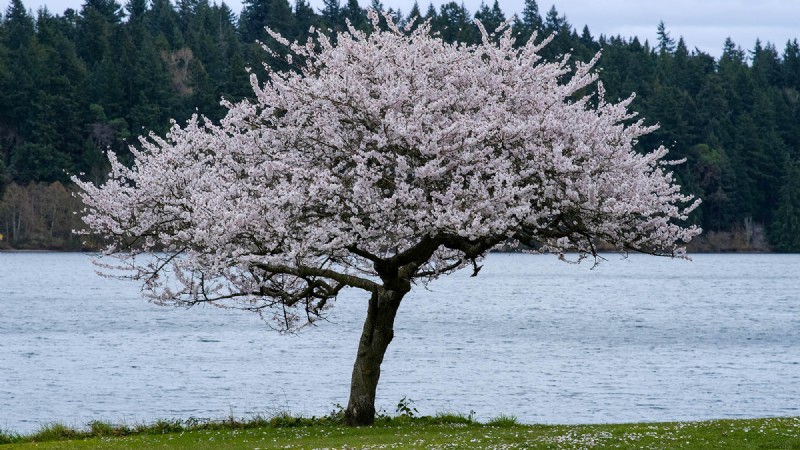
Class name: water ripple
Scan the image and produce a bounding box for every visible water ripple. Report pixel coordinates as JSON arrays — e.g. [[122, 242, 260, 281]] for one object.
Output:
[[0, 252, 798, 433]]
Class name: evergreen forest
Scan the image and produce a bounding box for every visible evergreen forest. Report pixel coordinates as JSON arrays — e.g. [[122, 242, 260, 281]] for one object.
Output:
[[1, 0, 799, 251]]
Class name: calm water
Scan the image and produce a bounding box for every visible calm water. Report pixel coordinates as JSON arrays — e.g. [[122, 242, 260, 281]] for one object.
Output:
[[1, 252, 798, 433]]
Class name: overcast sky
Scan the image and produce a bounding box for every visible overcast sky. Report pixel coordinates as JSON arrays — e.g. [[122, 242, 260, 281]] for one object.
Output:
[[4, 0, 799, 58]]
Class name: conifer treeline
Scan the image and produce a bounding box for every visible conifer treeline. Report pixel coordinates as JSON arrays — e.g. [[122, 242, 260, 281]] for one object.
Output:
[[0, 0, 798, 251]]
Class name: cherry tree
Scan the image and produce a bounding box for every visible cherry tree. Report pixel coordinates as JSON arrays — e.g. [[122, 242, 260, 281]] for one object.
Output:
[[75, 12, 700, 426]]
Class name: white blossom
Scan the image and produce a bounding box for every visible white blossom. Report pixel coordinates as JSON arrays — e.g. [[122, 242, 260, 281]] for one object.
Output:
[[74, 13, 700, 331]]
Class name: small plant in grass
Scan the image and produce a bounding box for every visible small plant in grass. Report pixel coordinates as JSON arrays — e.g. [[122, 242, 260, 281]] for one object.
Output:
[[182, 416, 207, 429], [0, 429, 20, 444], [326, 403, 347, 423], [269, 412, 314, 428], [432, 412, 475, 425], [88, 420, 130, 437], [395, 396, 418, 419], [487, 414, 519, 427], [241, 414, 271, 429], [138, 418, 184, 434], [29, 423, 82, 442]]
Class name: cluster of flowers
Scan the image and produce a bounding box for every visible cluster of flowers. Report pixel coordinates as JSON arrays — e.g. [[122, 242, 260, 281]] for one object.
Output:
[[76, 11, 699, 330]]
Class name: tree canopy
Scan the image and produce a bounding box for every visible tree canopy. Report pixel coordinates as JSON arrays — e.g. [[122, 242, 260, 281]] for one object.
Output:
[[76, 10, 699, 425]]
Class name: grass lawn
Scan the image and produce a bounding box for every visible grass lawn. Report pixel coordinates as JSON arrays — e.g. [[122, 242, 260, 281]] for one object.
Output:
[[2, 415, 799, 449]]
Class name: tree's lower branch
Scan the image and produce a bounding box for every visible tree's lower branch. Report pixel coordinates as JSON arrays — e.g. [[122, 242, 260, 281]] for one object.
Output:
[[377, 234, 439, 276], [414, 258, 465, 278], [346, 244, 383, 264], [439, 233, 504, 259], [252, 261, 378, 292]]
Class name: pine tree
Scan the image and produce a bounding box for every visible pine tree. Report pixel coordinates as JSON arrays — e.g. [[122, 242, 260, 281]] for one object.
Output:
[[320, 0, 340, 32], [405, 2, 421, 26], [543, 5, 564, 31], [540, 5, 570, 58], [341, 0, 366, 31], [0, 16, 10, 176], [369, 0, 384, 12], [33, 9, 88, 174], [76, 0, 124, 66], [210, 3, 249, 103], [687, 144, 735, 232], [2, 6, 79, 184], [656, 21, 675, 54], [240, 0, 295, 43], [490, 0, 504, 26], [520, 0, 541, 31], [473, 0, 504, 34], [719, 37, 745, 68], [474, 2, 490, 29], [770, 162, 800, 251], [782, 39, 800, 88], [751, 40, 782, 87], [293, 0, 316, 41], [436, 2, 475, 45], [148, 0, 184, 48], [122, 0, 176, 131], [3, 0, 34, 49], [1, 0, 39, 168], [423, 2, 437, 21], [84, 0, 124, 22], [126, 0, 146, 21], [239, 0, 270, 43]]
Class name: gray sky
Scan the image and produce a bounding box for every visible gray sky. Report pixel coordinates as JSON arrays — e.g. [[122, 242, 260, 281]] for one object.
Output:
[[4, 0, 800, 58]]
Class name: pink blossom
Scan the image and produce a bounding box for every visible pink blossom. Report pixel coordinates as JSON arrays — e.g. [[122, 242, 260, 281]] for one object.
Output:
[[75, 11, 700, 331]]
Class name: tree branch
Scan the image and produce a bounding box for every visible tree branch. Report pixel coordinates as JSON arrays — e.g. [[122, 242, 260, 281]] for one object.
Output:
[[346, 244, 383, 263], [252, 261, 378, 292]]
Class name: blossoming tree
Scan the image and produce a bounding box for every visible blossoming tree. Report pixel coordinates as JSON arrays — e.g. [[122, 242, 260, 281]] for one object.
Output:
[[75, 12, 700, 426]]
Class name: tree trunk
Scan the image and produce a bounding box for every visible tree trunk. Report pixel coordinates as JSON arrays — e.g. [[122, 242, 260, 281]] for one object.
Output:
[[344, 286, 405, 426]]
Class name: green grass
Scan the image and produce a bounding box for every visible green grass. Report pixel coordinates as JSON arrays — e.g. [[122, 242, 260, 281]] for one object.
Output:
[[1, 415, 799, 449], [485, 414, 519, 427]]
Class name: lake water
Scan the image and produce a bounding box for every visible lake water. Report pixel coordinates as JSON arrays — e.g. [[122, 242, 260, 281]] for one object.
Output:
[[1, 252, 798, 434]]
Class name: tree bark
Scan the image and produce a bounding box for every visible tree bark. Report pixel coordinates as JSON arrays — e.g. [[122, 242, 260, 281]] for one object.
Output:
[[344, 286, 406, 426]]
